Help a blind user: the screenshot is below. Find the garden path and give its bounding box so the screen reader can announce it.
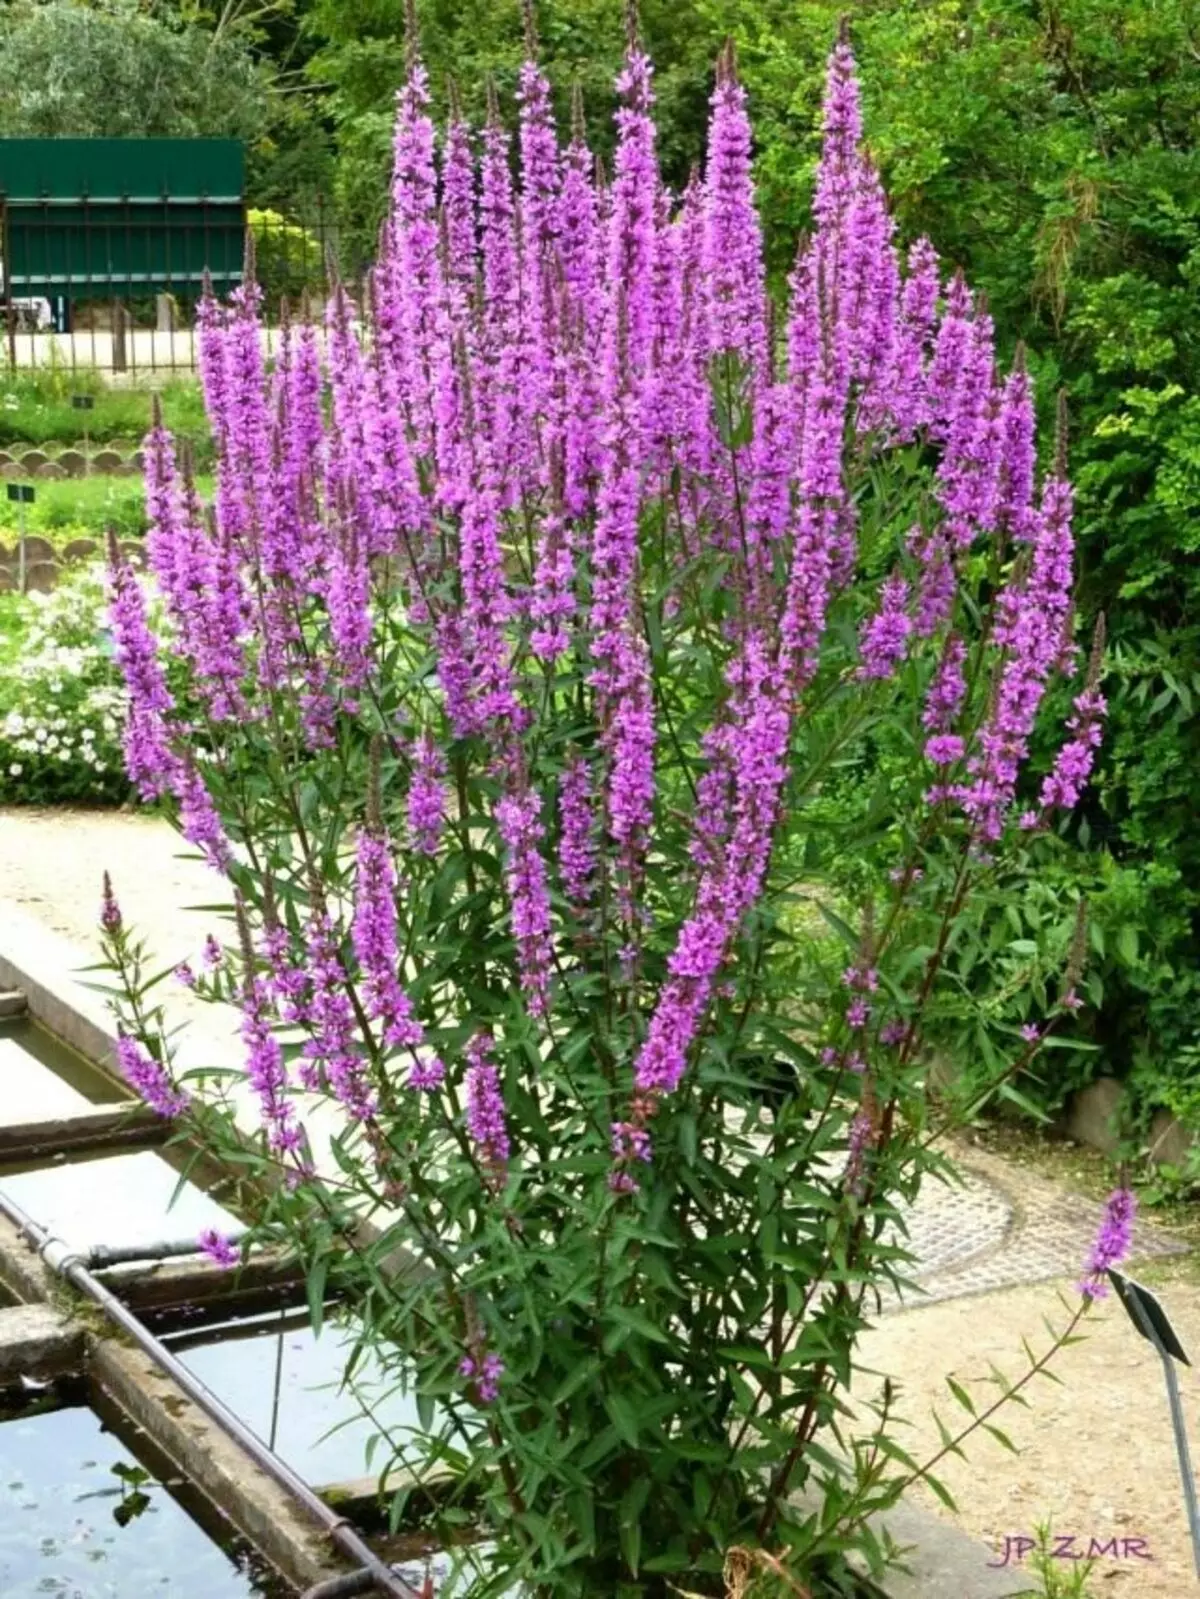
[1,806,1198,1596]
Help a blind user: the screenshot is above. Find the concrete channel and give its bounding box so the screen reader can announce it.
[0,918,426,1598]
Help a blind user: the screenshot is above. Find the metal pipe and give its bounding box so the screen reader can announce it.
[86,1231,249,1269]
[300,1570,384,1599]
[0,1186,417,1599]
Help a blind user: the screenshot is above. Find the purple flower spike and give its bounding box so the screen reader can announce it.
[407,731,448,856]
[465,1033,511,1185]
[495,789,554,1019]
[1080,1188,1136,1300]
[353,827,424,1050]
[198,1229,240,1270]
[100,872,123,936]
[116,1034,189,1120]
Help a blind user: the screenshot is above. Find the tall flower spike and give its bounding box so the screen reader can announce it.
[235,894,303,1156]
[387,24,442,453]
[407,729,448,857]
[813,26,863,238]
[442,85,477,302]
[607,34,659,379]
[995,345,1037,544]
[301,896,378,1120]
[702,39,767,373]
[495,785,555,1018]
[889,236,940,439]
[117,1033,189,1120]
[1032,614,1107,819]
[517,34,561,496]
[1079,1188,1136,1300]
[353,742,427,1053]
[465,1033,510,1188]
[557,754,596,908]
[107,534,175,800]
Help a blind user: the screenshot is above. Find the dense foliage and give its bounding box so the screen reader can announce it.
[99,20,1107,1594]
[0,565,138,805]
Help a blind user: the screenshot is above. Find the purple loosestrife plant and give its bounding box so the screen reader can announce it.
[99,14,1113,1595]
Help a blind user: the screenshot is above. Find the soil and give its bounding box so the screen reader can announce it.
[3,805,1200,1598]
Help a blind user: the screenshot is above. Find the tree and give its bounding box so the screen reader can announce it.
[0,0,271,142]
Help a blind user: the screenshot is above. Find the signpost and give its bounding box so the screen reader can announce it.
[6,481,35,593]
[72,393,95,473]
[1109,1268,1200,1578]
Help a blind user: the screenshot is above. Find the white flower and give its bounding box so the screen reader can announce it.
[8,763,21,776]
[3,711,23,735]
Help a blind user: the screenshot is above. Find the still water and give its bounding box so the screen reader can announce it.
[168,1310,426,1486]
[0,1397,285,1598]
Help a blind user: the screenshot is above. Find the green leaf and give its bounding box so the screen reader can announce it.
[306,1254,329,1339]
[946,1377,976,1416]
[981,1422,1019,1454]
[603,1391,641,1448]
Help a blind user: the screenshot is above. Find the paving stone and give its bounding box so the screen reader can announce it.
[879,1145,1185,1311]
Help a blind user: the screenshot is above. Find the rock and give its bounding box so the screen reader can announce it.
[1062,1077,1125,1155]
[1147,1110,1192,1169]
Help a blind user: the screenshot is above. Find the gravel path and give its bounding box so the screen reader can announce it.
[2,805,1198,1595]
[0,805,227,969]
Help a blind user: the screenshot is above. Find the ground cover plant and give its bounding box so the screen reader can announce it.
[0,368,210,458]
[98,10,1132,1593]
[0,474,214,547]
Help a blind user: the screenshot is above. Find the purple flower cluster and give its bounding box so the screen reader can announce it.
[459,1348,505,1404]
[1034,687,1106,817]
[301,908,378,1122]
[961,461,1077,839]
[352,827,425,1049]
[1079,1188,1136,1300]
[114,22,1093,1213]
[198,1229,240,1269]
[465,1033,510,1184]
[107,554,175,799]
[241,969,302,1156]
[856,572,912,681]
[407,730,447,856]
[116,1033,189,1119]
[495,788,554,1018]
[557,755,596,908]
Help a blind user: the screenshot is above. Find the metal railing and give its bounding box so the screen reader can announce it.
[1,195,353,376]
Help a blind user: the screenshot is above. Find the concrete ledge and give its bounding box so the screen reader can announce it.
[0,1102,166,1163]
[0,1302,84,1380]
[0,908,120,1078]
[865,1498,1036,1598]
[795,1483,1035,1599]
[0,1210,59,1301]
[90,1337,349,1591]
[100,1246,308,1323]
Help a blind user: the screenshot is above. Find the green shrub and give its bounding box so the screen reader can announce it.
[247,207,326,308]
[0,564,148,805]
